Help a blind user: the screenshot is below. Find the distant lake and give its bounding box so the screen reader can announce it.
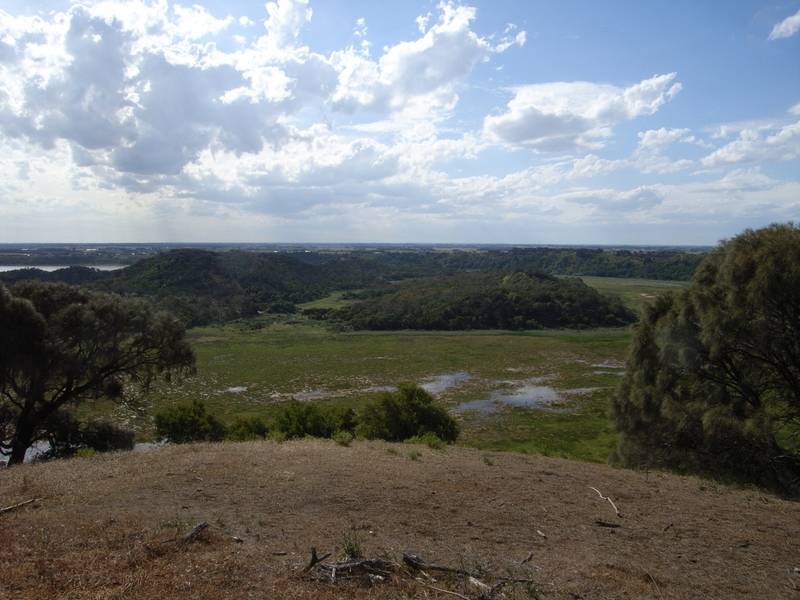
[0,265,125,273]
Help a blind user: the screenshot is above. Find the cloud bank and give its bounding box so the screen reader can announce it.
[0,0,797,244]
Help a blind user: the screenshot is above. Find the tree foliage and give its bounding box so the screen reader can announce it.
[38,411,135,460]
[274,400,356,440]
[610,223,800,495]
[357,384,460,443]
[1,246,704,328]
[335,270,635,331]
[154,400,227,444]
[0,281,195,465]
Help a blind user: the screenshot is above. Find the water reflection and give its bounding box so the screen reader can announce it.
[451,380,603,414]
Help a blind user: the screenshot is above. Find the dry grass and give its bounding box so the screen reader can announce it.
[1,440,798,599]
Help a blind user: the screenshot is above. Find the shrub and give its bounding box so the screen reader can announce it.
[275,400,338,440]
[154,400,227,444]
[405,432,446,450]
[357,384,459,443]
[227,416,270,441]
[333,431,354,446]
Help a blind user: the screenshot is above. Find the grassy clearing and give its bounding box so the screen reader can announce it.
[296,290,357,310]
[578,276,689,313]
[128,323,631,463]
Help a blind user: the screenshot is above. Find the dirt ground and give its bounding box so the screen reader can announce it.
[1,440,798,599]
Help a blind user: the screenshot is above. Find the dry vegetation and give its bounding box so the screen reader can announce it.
[1,440,798,599]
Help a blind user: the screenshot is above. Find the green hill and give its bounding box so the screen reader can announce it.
[332,270,636,331]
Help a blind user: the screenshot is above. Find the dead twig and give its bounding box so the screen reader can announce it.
[415,580,471,600]
[403,553,473,577]
[180,521,208,543]
[595,520,620,528]
[0,497,43,514]
[404,554,542,599]
[301,547,332,574]
[644,567,664,599]
[590,487,622,518]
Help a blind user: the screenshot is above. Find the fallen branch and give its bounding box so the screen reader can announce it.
[404,554,543,599]
[416,581,471,600]
[595,520,620,528]
[180,521,209,543]
[403,553,472,577]
[316,557,396,578]
[590,487,621,518]
[0,497,43,514]
[301,547,332,574]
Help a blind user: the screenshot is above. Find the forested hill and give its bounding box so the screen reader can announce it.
[330,270,637,331]
[310,247,704,282]
[94,249,367,326]
[0,246,703,327]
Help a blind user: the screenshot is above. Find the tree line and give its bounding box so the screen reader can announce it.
[323,270,636,331]
[1,246,704,327]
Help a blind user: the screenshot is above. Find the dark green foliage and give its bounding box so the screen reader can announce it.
[98,249,363,326]
[0,266,109,286]
[357,384,459,443]
[1,246,703,328]
[319,246,704,283]
[611,223,800,496]
[154,400,227,444]
[336,270,635,331]
[38,411,134,460]
[227,416,271,441]
[274,400,356,440]
[0,281,195,465]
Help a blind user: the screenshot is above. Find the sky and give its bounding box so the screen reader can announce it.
[0,0,798,245]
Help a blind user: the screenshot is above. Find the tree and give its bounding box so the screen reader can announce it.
[357,383,460,443]
[0,281,195,466]
[610,223,800,494]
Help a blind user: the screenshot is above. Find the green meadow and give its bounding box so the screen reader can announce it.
[125,277,686,463]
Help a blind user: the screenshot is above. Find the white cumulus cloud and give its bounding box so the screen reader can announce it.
[768,8,800,40]
[329,2,521,116]
[701,120,800,167]
[484,73,681,152]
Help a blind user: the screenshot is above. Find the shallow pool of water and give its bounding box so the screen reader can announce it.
[420,372,470,394]
[451,380,604,414]
[295,388,331,400]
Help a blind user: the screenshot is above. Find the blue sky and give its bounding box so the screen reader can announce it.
[0,0,798,244]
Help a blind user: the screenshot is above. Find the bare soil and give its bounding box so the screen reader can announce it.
[1,440,798,599]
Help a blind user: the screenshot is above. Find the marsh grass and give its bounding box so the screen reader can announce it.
[74,278,679,463]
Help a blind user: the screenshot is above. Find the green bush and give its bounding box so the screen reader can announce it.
[405,432,446,450]
[227,416,271,441]
[154,400,227,444]
[275,400,338,440]
[333,431,354,446]
[357,384,459,443]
